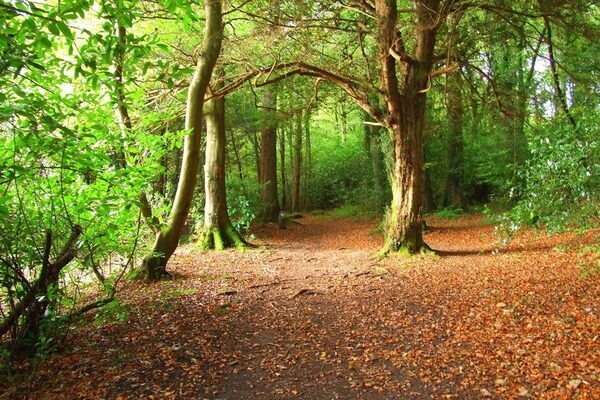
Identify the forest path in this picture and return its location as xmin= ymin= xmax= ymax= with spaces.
xmin=3 ymin=215 xmax=599 ymax=399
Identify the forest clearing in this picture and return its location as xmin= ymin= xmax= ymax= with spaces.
xmin=2 ymin=214 xmax=598 ymax=399
xmin=1 ymin=0 xmax=599 ymax=399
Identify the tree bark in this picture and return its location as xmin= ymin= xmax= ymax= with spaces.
xmin=140 ymin=0 xmax=223 ymax=280
xmin=198 ymin=66 xmax=248 ymax=250
xmin=291 ymin=111 xmax=303 ymax=212
xmin=259 ymin=89 xmax=280 ymax=222
xmin=250 ymin=131 xmax=261 ymax=183
xmin=423 ymin=168 xmax=436 ymax=213
xmin=279 ymin=124 xmax=288 ymax=211
xmin=377 ymin=0 xmax=439 ymax=254
xmin=303 ymin=108 xmax=312 ymax=210
xmin=340 ymin=102 xmax=347 ymax=144
xmin=444 ymin=68 xmax=465 ymax=208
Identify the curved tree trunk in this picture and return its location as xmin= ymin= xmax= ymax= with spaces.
xmin=198 ymin=66 xmax=248 ymax=250
xmin=259 ymin=89 xmax=280 ymax=222
xmin=140 ymin=0 xmax=223 ymax=280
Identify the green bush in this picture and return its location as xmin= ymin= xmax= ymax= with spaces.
xmin=506 ymin=115 xmax=599 ymax=232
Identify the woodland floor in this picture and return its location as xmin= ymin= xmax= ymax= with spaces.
xmin=2 ymin=214 xmax=599 ymax=399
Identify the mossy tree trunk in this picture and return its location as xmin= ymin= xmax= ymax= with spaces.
xmin=376 ymin=0 xmax=439 ymax=255
xmin=198 ymin=66 xmax=247 ymax=250
xmin=259 ymin=89 xmax=280 ymax=222
xmin=384 ymin=102 xmax=429 ymax=254
xmin=140 ymin=0 xmax=223 ymax=280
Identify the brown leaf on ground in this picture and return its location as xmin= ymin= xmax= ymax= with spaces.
xmin=1 ymin=215 xmax=598 ymax=399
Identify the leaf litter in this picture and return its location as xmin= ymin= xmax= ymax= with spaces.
xmin=1 ymin=215 xmax=598 ymax=399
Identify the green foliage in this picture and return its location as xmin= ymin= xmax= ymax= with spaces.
xmin=506 ymin=115 xmax=599 ymax=232
xmin=93 ymin=299 xmax=130 ymax=325
xmin=0 ymin=0 xmax=181 ymax=355
xmin=305 ymin=109 xmax=375 ymax=210
xmin=435 ymin=207 xmax=464 ymax=220
xmin=227 ymin=196 xmax=256 ymax=235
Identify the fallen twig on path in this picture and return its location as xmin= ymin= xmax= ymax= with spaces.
xmin=291 ymin=288 xmax=322 ymax=299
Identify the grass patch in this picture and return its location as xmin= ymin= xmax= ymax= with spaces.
xmin=434 ymin=206 xmax=464 ymax=219
xmin=326 ymin=204 xmax=381 ymax=219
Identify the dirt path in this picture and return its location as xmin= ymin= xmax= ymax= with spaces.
xmin=2 ymin=215 xmax=599 ymax=399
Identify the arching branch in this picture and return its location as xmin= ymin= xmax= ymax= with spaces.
xmin=208 ymin=62 xmax=383 ymax=120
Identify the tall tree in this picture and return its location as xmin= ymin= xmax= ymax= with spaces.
xmin=373 ymin=0 xmax=443 ymax=253
xmin=303 ymin=108 xmax=312 ymax=210
xmin=198 ymin=66 xmax=248 ymax=250
xmin=291 ymin=111 xmax=303 ymax=212
xmin=444 ymin=67 xmax=465 ymax=207
xmin=140 ymin=0 xmax=223 ymax=280
xmin=259 ymin=89 xmax=281 ymax=221
xmin=279 ymin=125 xmax=288 ymax=210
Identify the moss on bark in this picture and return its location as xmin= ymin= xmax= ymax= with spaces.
xmin=198 ymin=223 xmax=249 ymax=251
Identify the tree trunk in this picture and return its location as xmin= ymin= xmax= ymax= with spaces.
xmin=303 ymin=108 xmax=312 ymax=210
xmin=140 ymin=0 xmax=223 ymax=280
xmin=340 ymin=102 xmax=347 ymax=144
xmin=423 ymin=168 xmax=435 ymax=213
xmin=229 ymin=130 xmax=245 ymax=183
xmin=544 ymin=17 xmax=576 ymax=129
xmin=376 ymin=0 xmax=438 ymax=254
xmin=385 ymin=101 xmax=428 ymax=253
xmin=259 ymin=89 xmax=280 ymax=222
xmin=198 ymin=66 xmax=248 ymax=250
xmin=250 ymin=130 xmax=261 ymax=183
xmin=444 ymin=69 xmax=465 ymax=208
xmin=368 ymin=123 xmax=387 ymax=211
xmin=291 ymin=111 xmax=302 ymax=212
xmin=279 ymin=125 xmax=287 ymax=211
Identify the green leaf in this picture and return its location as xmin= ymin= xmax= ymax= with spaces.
xmin=56 ymin=21 xmax=73 ymax=39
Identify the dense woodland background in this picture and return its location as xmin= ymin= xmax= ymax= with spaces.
xmin=0 ymin=0 xmax=598 ymax=369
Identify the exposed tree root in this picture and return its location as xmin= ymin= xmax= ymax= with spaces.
xmin=198 ymin=223 xmax=252 ymax=251
xmin=375 ymin=238 xmax=434 ymax=259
